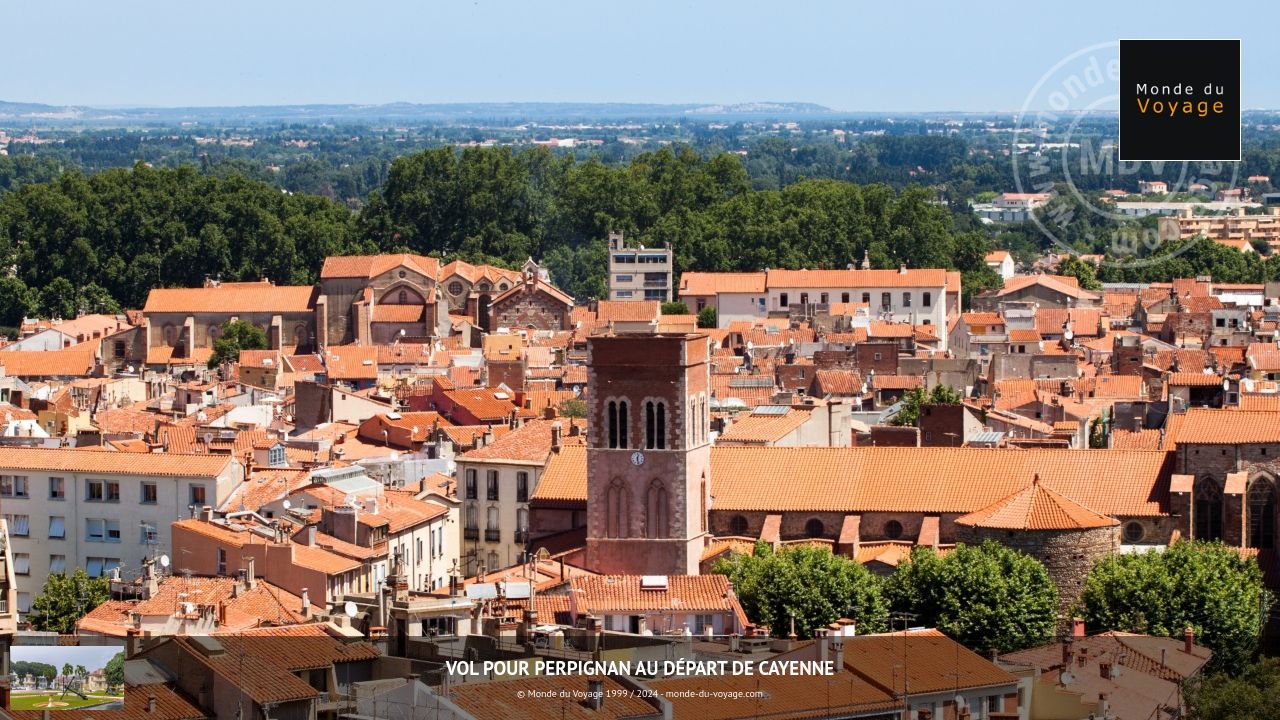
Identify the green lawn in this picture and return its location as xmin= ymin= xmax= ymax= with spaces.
xmin=9 ymin=691 xmax=123 ymax=710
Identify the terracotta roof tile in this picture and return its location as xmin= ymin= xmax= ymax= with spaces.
xmin=594 ymin=300 xmax=661 ymax=323
xmin=0 ymin=347 xmax=97 ymax=377
xmin=370 ymin=304 xmax=425 ymax=323
xmin=1110 ymin=428 xmax=1164 ymax=450
xmin=1173 ymin=408 xmax=1280 ymax=444
xmin=570 ymin=574 xmax=742 ymax=614
xmin=679 ymin=272 xmax=768 ymax=295
xmin=143 ymin=282 xmax=315 ymax=314
xmin=323 ymin=346 xmax=379 ymax=381
xmin=718 ymin=408 xmax=812 ymax=444
xmin=320 ymin=253 xmax=440 ymax=280
xmin=459 ymin=418 xmax=586 ymax=462
xmin=0 ymin=447 xmax=232 ymax=477
xmin=955 ymin=476 xmax=1119 ymax=530
xmin=534 ymin=445 xmax=1170 ymax=517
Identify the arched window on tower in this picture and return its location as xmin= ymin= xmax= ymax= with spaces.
xmin=1247 ymin=476 xmax=1277 ymax=549
xmin=398 ymin=289 xmax=409 ymax=303
xmin=1194 ymin=476 xmax=1224 ymax=542
xmin=607 ymin=401 xmax=618 ymax=448
xmin=618 ymin=400 xmax=628 ymax=448
xmin=606 ymin=478 xmax=629 ymax=538
xmin=646 ymin=480 xmax=669 ymax=539
xmin=645 ymin=401 xmax=666 ymax=449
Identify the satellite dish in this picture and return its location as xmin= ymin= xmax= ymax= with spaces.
xmin=1063 ymin=330 xmax=1074 ymax=341
xmin=344 ymin=601 xmax=358 ymax=618
xmin=282 ymin=499 xmax=292 ymax=510
xmin=159 ymin=554 xmax=170 ymax=568
xmin=1060 ymin=670 xmax=1075 ymax=685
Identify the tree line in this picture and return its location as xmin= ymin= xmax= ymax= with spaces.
xmin=715 ymin=539 xmax=1272 ymax=675
xmin=0 ymin=146 xmax=1002 ymax=329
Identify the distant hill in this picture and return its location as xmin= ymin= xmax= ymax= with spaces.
xmin=0 ymin=100 xmax=839 ymax=126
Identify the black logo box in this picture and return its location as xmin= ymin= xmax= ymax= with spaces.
xmin=1119 ymin=39 xmax=1240 ymax=162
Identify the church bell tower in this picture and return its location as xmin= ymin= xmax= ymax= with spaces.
xmin=584 ymin=330 xmax=712 ymax=575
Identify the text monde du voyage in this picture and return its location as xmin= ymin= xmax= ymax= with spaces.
xmin=1134 ymin=82 xmax=1228 ymax=118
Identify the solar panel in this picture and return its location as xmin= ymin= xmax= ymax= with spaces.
xmin=465 ymin=583 xmax=498 ymax=599
xmin=751 ymin=405 xmax=791 ymax=416
xmin=502 ymin=582 xmax=532 ymax=599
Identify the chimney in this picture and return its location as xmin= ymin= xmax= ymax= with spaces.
xmin=832 ymin=634 xmax=844 ymax=670
xmin=1062 ymin=637 xmax=1073 ymax=665
xmin=1072 ymin=617 xmax=1085 ymax=638
xmin=551 ymin=423 xmax=562 ymax=453
xmin=201 ymin=505 xmax=213 ymax=522
xmin=217 ymin=601 xmax=228 ymax=627
xmin=305 ymin=525 xmax=317 ymax=547
xmin=146 ymin=695 xmax=157 ymax=714
xmin=898 ymin=264 xmax=907 ymax=274
xmin=815 ymin=628 xmax=829 ymax=663
xmin=371 ymin=497 xmax=379 ymax=515
xmin=543 ymin=405 xmax=557 ymax=420
xmin=301 ymin=588 xmax=311 ymax=618
xmin=244 ymin=558 xmax=256 ymax=590
xmin=1183 ymin=626 xmax=1194 ymax=654
xmin=1098 ymin=692 xmax=1110 ymax=718
xmin=586 ymin=679 xmax=604 ymax=710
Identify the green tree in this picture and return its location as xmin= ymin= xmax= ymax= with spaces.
xmin=890 ymin=383 xmax=963 ymax=427
xmin=1056 ymin=255 xmax=1104 ymax=290
xmin=103 ymin=652 xmax=124 ymax=692
xmin=75 ymin=664 xmax=87 ymax=679
xmin=1185 ymin=657 xmax=1280 ymax=720
xmin=61 ymin=663 xmax=72 ymax=680
xmin=557 ymin=397 xmax=587 ymax=418
xmin=714 ymin=542 xmax=888 ymax=639
xmin=0 ymin=276 xmax=34 ymax=329
xmin=208 ymin=319 xmax=268 ymax=368
xmin=1081 ymin=540 xmax=1273 ymax=673
xmin=697 ymin=306 xmax=717 ymax=328
xmin=885 ymin=542 xmax=1058 ymax=653
xmin=38 ymin=277 xmax=79 ymax=319
xmin=660 ymin=301 xmax=689 ymax=315
xmin=29 ymin=568 xmax=110 ymax=634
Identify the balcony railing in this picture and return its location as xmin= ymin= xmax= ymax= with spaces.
xmin=514 ymin=530 xmax=529 ymax=544
xmin=485 ymin=528 xmax=501 ymax=543
xmin=464 ymin=527 xmax=480 ymax=541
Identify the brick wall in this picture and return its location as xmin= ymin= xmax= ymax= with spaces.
xmin=957 ymin=524 xmax=1119 ymax=616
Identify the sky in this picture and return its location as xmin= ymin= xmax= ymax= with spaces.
xmin=11 ymin=644 xmax=122 ymax=671
xmin=8 ymin=0 xmax=1279 ymax=111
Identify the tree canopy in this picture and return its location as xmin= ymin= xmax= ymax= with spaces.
xmin=1185 ymin=657 xmax=1280 ymax=720
xmin=890 ymin=383 xmax=964 ymax=427
xmin=714 ymin=541 xmax=888 ymax=639
xmin=29 ymin=568 xmax=110 ymax=634
xmin=884 ymin=542 xmax=1058 ymax=653
xmin=1080 ymin=541 xmax=1274 ymax=674
xmin=208 ymin=319 xmax=269 ymax=368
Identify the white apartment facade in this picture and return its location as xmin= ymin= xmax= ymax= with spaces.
xmin=454 ymin=419 xmax=572 ymax=576
xmin=680 ymin=267 xmax=952 ymax=345
xmin=606 ymin=231 xmax=673 ymax=302
xmin=0 ymin=448 xmax=242 ymax=617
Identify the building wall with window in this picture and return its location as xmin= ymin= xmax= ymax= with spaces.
xmin=607 ymin=232 xmax=673 ymax=302
xmin=0 ymin=450 xmax=242 ymax=615
xmin=454 ymin=457 xmax=541 ymax=576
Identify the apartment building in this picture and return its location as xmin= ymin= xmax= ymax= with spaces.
xmin=0 ymin=448 xmax=243 ymax=616
xmin=455 ymin=418 xmax=584 ymax=575
xmin=606 ymin=231 xmax=673 ymax=302
xmin=679 ymin=267 xmax=953 ymax=343
xmin=1157 ymin=206 xmax=1280 ymax=252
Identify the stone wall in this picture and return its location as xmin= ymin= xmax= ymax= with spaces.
xmin=956 ymin=524 xmax=1120 ymax=616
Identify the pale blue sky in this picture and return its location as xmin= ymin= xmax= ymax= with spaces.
xmin=9 ymin=0 xmax=1278 ymax=110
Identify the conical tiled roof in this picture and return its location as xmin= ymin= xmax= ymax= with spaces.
xmin=955 ymin=475 xmax=1119 ymax=531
